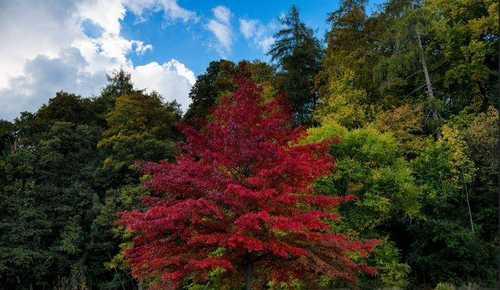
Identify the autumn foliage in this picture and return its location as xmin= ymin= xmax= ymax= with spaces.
xmin=120 ymin=79 xmax=378 ymax=289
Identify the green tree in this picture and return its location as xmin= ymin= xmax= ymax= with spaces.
xmin=91 ymin=89 xmax=182 ymax=289
xmin=184 ymin=60 xmax=237 ymax=124
xmin=408 ymin=124 xmax=496 ymax=286
xmin=37 ymin=91 xmax=98 ymax=126
xmin=373 ymin=0 xmax=498 ymax=130
xmin=305 ymin=120 xmax=417 ymax=288
xmin=0 ymin=120 xmax=14 ymax=155
xmin=314 ymin=69 xmax=370 ymax=129
xmin=269 ymin=5 xmax=323 ymax=125
xmin=92 ymin=70 xmax=135 ymax=124
xmin=97 ymin=91 xmax=180 ymax=183
xmin=0 ymin=72 xmax=181 ymax=289
xmin=0 ymin=122 xmax=101 ymax=289
xmin=322 ymin=0 xmax=386 ymax=104
xmin=184 ymin=60 xmax=277 ymax=126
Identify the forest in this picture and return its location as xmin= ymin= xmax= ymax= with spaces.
xmin=0 ymin=0 xmax=498 ymax=289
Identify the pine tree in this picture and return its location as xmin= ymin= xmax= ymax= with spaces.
xmin=269 ymin=6 xmax=322 ymax=125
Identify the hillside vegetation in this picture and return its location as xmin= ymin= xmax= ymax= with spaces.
xmin=0 ymin=0 xmax=498 ymax=289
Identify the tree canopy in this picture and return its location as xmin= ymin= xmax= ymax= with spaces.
xmin=0 ymin=1 xmax=498 ymax=289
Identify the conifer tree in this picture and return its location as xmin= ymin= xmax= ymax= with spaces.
xmin=269 ymin=6 xmax=322 ymax=125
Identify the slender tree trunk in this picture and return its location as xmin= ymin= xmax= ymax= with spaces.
xmin=496 ymin=90 xmax=500 ymax=290
xmin=244 ymin=256 xmax=253 ymax=290
xmin=11 ymin=137 xmax=17 ymax=153
xmin=463 ymin=178 xmax=475 ymax=233
xmin=416 ymin=28 xmax=441 ymax=138
xmin=416 ymin=29 xmax=435 ymax=103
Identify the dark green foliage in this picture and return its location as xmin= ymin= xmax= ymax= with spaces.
xmin=309 ymin=0 xmax=498 ymax=288
xmin=1 ymin=1 xmax=498 ymax=289
xmin=0 ymin=72 xmax=181 ymax=289
xmin=37 ymin=92 xmax=99 ymax=126
xmin=0 ymin=122 xmax=102 ymax=289
xmin=183 ymin=60 xmax=237 ymax=125
xmin=407 ymin=136 xmax=494 ymax=286
xmin=402 ymin=108 xmax=498 ymax=286
xmin=93 ymin=70 xmax=135 ymax=123
xmin=87 ymin=89 xmax=181 ymax=289
xmin=269 ymin=6 xmax=322 ymax=125
xmin=184 ymin=60 xmax=277 ymax=126
xmin=0 ymin=120 xmax=14 ymax=154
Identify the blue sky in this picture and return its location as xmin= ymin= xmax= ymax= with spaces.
xmin=123 ymin=0 xmax=385 ymax=74
xmin=0 ymin=0 xmax=385 ymax=119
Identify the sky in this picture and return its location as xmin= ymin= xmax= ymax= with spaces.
xmin=0 ymin=0 xmax=385 ymax=120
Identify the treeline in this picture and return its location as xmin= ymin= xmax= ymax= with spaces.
xmin=0 ymin=0 xmax=498 ymax=289
xmin=0 ymin=72 xmax=182 ymax=289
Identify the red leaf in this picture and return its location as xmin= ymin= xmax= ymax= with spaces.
xmin=121 ymin=78 xmax=378 ymax=288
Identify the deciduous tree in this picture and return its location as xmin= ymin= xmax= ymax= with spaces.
xmin=121 ymin=79 xmax=378 ymax=289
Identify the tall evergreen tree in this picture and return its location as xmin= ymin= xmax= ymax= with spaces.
xmin=269 ymin=6 xmax=323 ymax=125
xmin=92 ymin=70 xmax=135 ymax=126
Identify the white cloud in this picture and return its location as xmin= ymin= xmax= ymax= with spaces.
xmin=130 ymin=60 xmax=196 ymax=112
xmin=132 ymin=41 xmax=153 ymax=54
xmin=0 ymin=48 xmax=108 ymax=120
xmin=0 ymin=1 xmax=80 ymax=88
xmin=207 ymin=6 xmax=233 ymax=55
xmin=77 ymin=0 xmax=126 ymax=35
xmin=213 ymin=6 xmax=231 ymax=24
xmin=239 ymin=19 xmax=258 ymax=39
xmin=123 ymin=0 xmax=198 ymax=22
xmin=0 ymin=0 xmax=196 ymax=120
xmin=239 ymin=18 xmax=277 ymax=53
xmin=257 ymin=36 xmax=276 ymax=52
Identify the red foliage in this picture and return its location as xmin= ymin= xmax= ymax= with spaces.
xmin=120 ymin=79 xmax=378 ymax=289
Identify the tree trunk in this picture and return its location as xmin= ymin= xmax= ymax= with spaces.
xmin=244 ymin=256 xmax=253 ymax=290
xmin=496 ymin=95 xmax=500 ymax=290
xmin=463 ymin=176 xmax=475 ymax=233
xmin=416 ymin=30 xmax=435 ymax=103
xmin=416 ymin=28 xmax=441 ymax=138
xmin=11 ymin=137 xmax=17 ymax=153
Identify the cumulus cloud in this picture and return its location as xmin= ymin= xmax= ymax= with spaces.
xmin=77 ymin=0 xmax=126 ymax=35
xmin=207 ymin=6 xmax=233 ymax=55
xmin=123 ymin=0 xmax=198 ymax=22
xmin=239 ymin=18 xmax=277 ymax=53
xmin=213 ymin=6 xmax=231 ymax=24
xmin=239 ymin=19 xmax=258 ymax=39
xmin=0 ymin=0 xmax=197 ymax=120
xmin=0 ymin=48 xmax=107 ymax=120
xmin=132 ymin=41 xmax=154 ymax=55
xmin=131 ymin=60 xmax=196 ymax=112
xmin=0 ymin=1 xmax=80 ymax=88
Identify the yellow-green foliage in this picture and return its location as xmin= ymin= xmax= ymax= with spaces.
xmin=370 ymin=239 xmax=411 ymax=289
xmin=439 ymin=125 xmax=476 ymax=184
xmin=98 ymin=91 xmax=179 ymax=172
xmin=412 ymin=120 xmax=478 ymax=201
xmin=303 ymin=119 xmax=347 ymax=144
xmin=315 ymin=70 xmax=369 ymax=129
xmin=434 ymin=282 xmax=456 ymax=290
xmin=307 ymin=118 xmax=422 ymax=222
xmin=375 ymin=104 xmax=427 ymax=154
xmin=306 ymin=120 xmax=419 ymax=288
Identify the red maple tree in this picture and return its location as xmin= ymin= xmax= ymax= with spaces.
xmin=120 ymin=79 xmax=378 ymax=289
